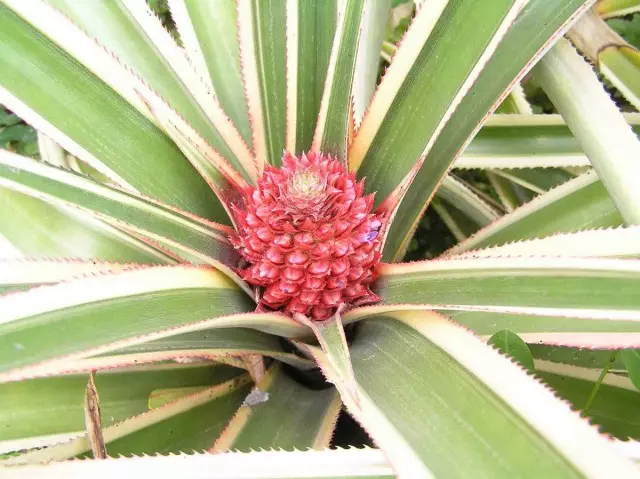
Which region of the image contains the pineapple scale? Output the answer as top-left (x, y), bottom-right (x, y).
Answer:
top-left (231, 152), bottom-right (383, 321)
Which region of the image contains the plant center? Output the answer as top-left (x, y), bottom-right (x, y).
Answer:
top-left (231, 152), bottom-right (383, 321)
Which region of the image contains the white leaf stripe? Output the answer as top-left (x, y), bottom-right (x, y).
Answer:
top-left (514, 332), bottom-right (640, 348)
top-left (0, 448), bottom-right (394, 478)
top-left (0, 259), bottom-right (139, 286)
top-left (534, 359), bottom-right (637, 391)
top-left (5, 375), bottom-right (252, 465)
top-left (444, 170), bottom-right (602, 256)
top-left (0, 85), bottom-right (135, 190)
top-left (0, 266), bottom-right (235, 326)
top-left (380, 255), bottom-right (640, 276)
top-left (285, 0), bottom-right (299, 153)
top-left (0, 310), bottom-right (305, 384)
top-left (343, 303), bottom-right (640, 324)
top-left (348, 0), bottom-right (450, 170)
top-left (0, 432), bottom-right (84, 456)
top-left (165, 0), bottom-right (215, 97)
top-left (0, 150), bottom-right (233, 241)
top-left (394, 311), bottom-right (638, 478)
top-left (14, 348), bottom-right (313, 381)
top-left (120, 0), bottom-right (255, 179)
top-left (454, 154), bottom-right (591, 169)
top-left (450, 226), bottom-right (640, 259)
top-left (306, 343), bottom-right (434, 479)
top-left (237, 0), bottom-right (271, 173)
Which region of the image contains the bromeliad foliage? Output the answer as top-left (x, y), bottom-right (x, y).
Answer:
top-left (1, 0), bottom-right (640, 477)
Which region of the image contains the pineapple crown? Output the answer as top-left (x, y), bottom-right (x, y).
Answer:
top-left (231, 152), bottom-right (383, 321)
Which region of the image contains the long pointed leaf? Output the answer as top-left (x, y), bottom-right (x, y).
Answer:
top-left (532, 38), bottom-right (640, 224)
top-left (237, 0), bottom-right (287, 169)
top-left (168, 0), bottom-right (252, 145)
top-left (383, 0), bottom-right (596, 260)
top-left (322, 312), bottom-right (636, 477)
top-left (285, 0), bottom-right (337, 153)
top-left (0, 188), bottom-right (172, 264)
top-left (452, 226), bottom-right (640, 259)
top-left (454, 113), bottom-right (640, 170)
top-left (0, 150), bottom-right (242, 283)
top-left (0, 363), bottom-right (242, 444)
top-left (349, 0), bottom-right (526, 201)
top-left (6, 375), bottom-right (252, 463)
top-left (212, 364), bottom-right (341, 452)
top-left (45, 0), bottom-right (252, 180)
top-left (0, 2), bottom-right (224, 221)
top-left (0, 448), bottom-right (394, 479)
top-left (312, 0), bottom-right (367, 160)
top-left (447, 170), bottom-right (622, 254)
top-left (0, 266), bottom-right (257, 379)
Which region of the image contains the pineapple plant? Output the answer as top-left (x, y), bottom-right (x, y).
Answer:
top-left (1, 0), bottom-right (640, 477)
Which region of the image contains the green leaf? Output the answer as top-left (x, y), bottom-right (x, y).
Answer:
top-left (352, 0), bottom-right (390, 120)
top-left (296, 309), bottom-right (359, 403)
top-left (486, 171), bottom-right (523, 211)
top-left (599, 45), bottom-right (640, 110)
top-left (621, 349), bottom-right (640, 392)
top-left (452, 226), bottom-right (640, 259)
top-left (437, 175), bottom-right (501, 226)
top-left (597, 0), bottom-right (640, 19)
top-left (455, 113), bottom-right (640, 170)
top-left (319, 312), bottom-right (637, 477)
top-left (0, 448), bottom-right (395, 478)
top-left (448, 171), bottom-right (622, 254)
top-left (100, 378), bottom-right (252, 457)
top-left (312, 0), bottom-right (367, 160)
top-left (530, 344), bottom-right (627, 371)
top-left (382, 0), bottom-right (595, 260)
top-left (569, 10), bottom-right (640, 111)
top-left (377, 256), bottom-right (640, 315)
top-left (0, 266), bottom-right (258, 380)
top-left (488, 329), bottom-right (535, 370)
top-left (0, 188), bottom-right (171, 263)
top-left (536, 361), bottom-right (640, 440)
top-left (96, 328), bottom-right (314, 372)
top-left (492, 168), bottom-right (576, 194)
top-left (0, 151), bottom-right (241, 280)
top-left (0, 3), bottom-right (225, 221)
top-left (0, 363), bottom-right (242, 445)
top-left (286, 0), bottom-right (337, 153)
top-left (7, 375), bottom-right (252, 462)
top-left (45, 0), bottom-right (251, 179)
top-left (351, 0), bottom-right (524, 195)
top-left (532, 38), bottom-right (640, 224)
top-left (430, 198), bottom-right (477, 242)
top-left (169, 0), bottom-right (252, 144)
top-left (237, 0), bottom-right (287, 168)
top-left (212, 364), bottom-right (341, 452)
top-left (0, 107), bottom-right (20, 126)
top-left (366, 256), bottom-right (640, 340)
top-left (0, 123), bottom-right (34, 144)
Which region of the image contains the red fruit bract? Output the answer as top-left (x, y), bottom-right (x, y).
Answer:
top-left (232, 152), bottom-right (382, 321)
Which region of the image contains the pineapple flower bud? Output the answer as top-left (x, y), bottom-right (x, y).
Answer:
top-left (231, 152), bottom-right (383, 321)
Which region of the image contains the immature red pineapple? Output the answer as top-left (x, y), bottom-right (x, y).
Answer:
top-left (232, 152), bottom-right (383, 321)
